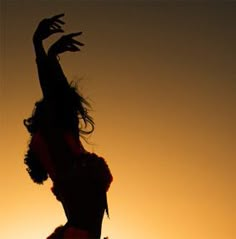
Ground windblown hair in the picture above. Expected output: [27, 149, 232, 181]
[24, 147, 48, 184]
[24, 84, 94, 137]
[24, 84, 95, 184]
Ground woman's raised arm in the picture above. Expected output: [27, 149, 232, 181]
[46, 32, 84, 96]
[33, 14, 84, 99]
[33, 14, 65, 98]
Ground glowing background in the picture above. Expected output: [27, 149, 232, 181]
[0, 1, 235, 239]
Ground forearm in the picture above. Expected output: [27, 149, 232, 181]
[33, 39, 70, 98]
[33, 38, 51, 97]
[47, 51, 70, 90]
[33, 37, 47, 61]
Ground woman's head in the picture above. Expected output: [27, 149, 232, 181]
[24, 84, 94, 137]
[23, 85, 95, 184]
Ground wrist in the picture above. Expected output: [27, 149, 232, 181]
[33, 35, 43, 45]
[48, 49, 57, 58]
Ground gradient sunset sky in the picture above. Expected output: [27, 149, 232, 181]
[0, 1, 235, 239]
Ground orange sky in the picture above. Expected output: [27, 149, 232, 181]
[0, 1, 235, 239]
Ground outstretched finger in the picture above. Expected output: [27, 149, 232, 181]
[66, 32, 83, 38]
[51, 13, 65, 24]
[51, 13, 65, 20]
[71, 39, 84, 46]
[54, 18, 65, 25]
[69, 44, 80, 52]
[50, 24, 60, 31]
[51, 22, 63, 29]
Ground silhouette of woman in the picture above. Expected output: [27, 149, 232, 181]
[24, 14, 112, 239]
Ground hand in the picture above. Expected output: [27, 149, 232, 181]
[48, 32, 84, 56]
[33, 14, 65, 42]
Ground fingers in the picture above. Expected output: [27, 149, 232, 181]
[62, 40, 83, 52]
[51, 22, 62, 29]
[49, 17, 64, 30]
[53, 18, 65, 25]
[71, 39, 84, 46]
[48, 33, 84, 55]
[50, 15, 65, 37]
[51, 13, 65, 19]
[50, 22, 64, 33]
[66, 32, 83, 38]
[67, 44, 80, 52]
[52, 33, 84, 49]
[47, 14, 65, 34]
[48, 20, 64, 35]
[46, 14, 65, 27]
[44, 14, 83, 42]
[63, 32, 84, 45]
[50, 13, 65, 24]
[45, 14, 85, 54]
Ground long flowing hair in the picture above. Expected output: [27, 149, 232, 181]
[24, 84, 94, 184]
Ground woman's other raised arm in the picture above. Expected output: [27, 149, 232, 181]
[46, 32, 84, 96]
